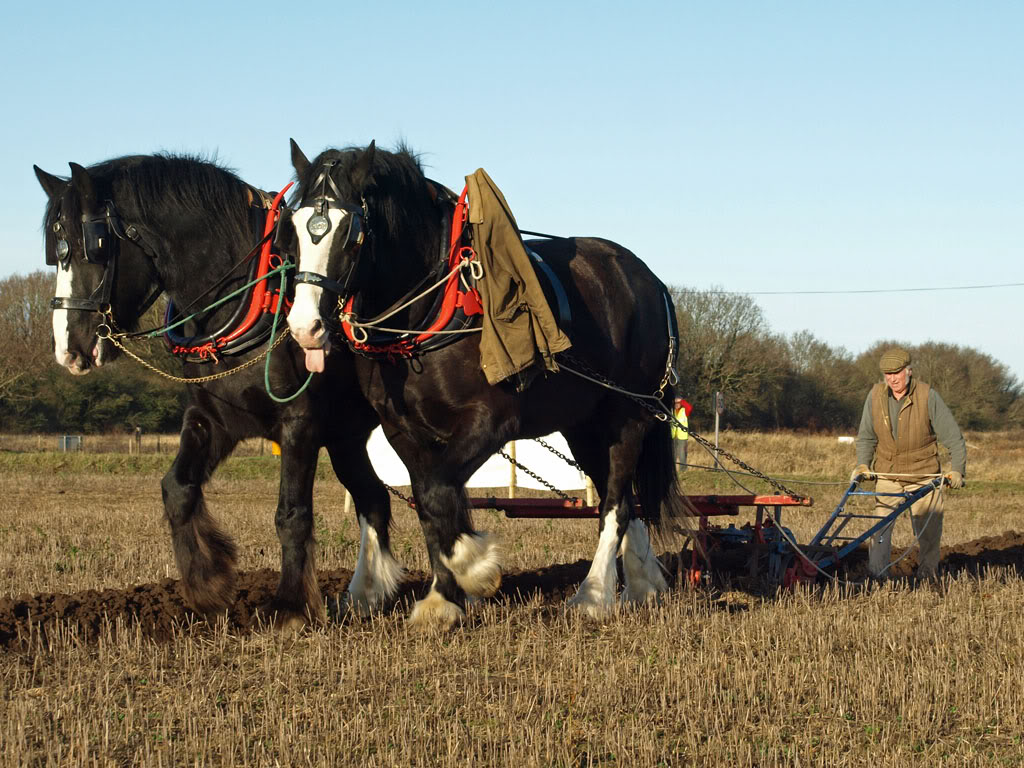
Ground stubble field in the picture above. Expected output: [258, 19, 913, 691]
[1, 431, 1023, 767]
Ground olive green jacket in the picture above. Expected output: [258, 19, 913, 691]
[466, 168, 572, 387]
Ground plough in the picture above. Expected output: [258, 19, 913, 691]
[468, 472, 950, 587]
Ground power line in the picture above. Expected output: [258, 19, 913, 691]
[703, 282, 1024, 296]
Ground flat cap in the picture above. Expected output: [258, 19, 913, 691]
[879, 347, 911, 373]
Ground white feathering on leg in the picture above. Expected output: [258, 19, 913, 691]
[621, 518, 668, 604]
[567, 506, 621, 618]
[440, 532, 502, 598]
[346, 516, 406, 614]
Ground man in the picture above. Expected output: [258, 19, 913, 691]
[671, 397, 693, 468]
[852, 347, 966, 581]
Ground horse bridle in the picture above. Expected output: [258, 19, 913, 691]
[49, 199, 163, 317]
[292, 160, 369, 299]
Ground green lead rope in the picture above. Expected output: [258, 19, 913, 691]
[263, 265, 315, 403]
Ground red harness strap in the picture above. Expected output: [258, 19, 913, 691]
[217, 182, 293, 345]
[342, 184, 483, 355]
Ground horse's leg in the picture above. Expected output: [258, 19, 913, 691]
[161, 406, 238, 614]
[406, 476, 491, 629]
[620, 421, 673, 605]
[402, 426, 503, 628]
[565, 422, 648, 619]
[325, 438, 405, 615]
[567, 421, 669, 609]
[620, 516, 669, 604]
[266, 432, 324, 629]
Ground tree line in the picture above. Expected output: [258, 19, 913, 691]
[0, 271, 1019, 434]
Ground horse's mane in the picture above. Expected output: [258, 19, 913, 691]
[43, 154, 259, 254]
[296, 142, 442, 255]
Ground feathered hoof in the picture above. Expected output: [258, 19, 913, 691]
[621, 583, 665, 606]
[179, 570, 236, 616]
[408, 590, 465, 631]
[566, 583, 617, 621]
[252, 601, 319, 634]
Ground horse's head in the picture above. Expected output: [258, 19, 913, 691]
[35, 161, 161, 375]
[285, 139, 376, 352]
[286, 139, 441, 356]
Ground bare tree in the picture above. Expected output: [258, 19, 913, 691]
[0, 271, 53, 399]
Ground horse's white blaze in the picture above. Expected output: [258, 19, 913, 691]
[52, 265, 75, 369]
[346, 515, 406, 614]
[567, 506, 621, 618]
[441, 532, 502, 598]
[409, 577, 465, 629]
[288, 205, 344, 348]
[621, 518, 668, 604]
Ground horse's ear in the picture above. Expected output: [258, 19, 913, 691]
[34, 165, 66, 199]
[290, 138, 310, 179]
[69, 162, 98, 212]
[352, 140, 377, 188]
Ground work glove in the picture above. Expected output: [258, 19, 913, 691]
[850, 464, 872, 483]
[946, 471, 964, 489]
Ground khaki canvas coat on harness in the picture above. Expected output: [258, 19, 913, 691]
[466, 168, 572, 386]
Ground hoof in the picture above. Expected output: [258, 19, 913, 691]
[253, 602, 314, 633]
[566, 584, 617, 620]
[179, 571, 236, 616]
[409, 589, 465, 630]
[441, 533, 502, 598]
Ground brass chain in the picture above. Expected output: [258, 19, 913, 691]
[102, 326, 290, 385]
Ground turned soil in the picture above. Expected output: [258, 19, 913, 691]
[4, 530, 1022, 649]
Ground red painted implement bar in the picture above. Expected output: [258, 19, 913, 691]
[470, 494, 812, 518]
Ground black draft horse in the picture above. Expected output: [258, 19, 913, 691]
[285, 140, 686, 627]
[34, 155, 404, 628]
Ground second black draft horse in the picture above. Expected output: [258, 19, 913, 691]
[286, 140, 686, 627]
[34, 154, 404, 628]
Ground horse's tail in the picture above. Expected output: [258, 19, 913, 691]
[634, 404, 694, 539]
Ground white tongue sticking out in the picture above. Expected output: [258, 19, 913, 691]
[304, 347, 326, 373]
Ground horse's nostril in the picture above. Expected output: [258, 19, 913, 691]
[310, 319, 323, 335]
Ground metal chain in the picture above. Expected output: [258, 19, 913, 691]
[102, 327, 290, 384]
[533, 438, 583, 472]
[498, 449, 580, 503]
[385, 483, 416, 508]
[557, 352, 807, 501]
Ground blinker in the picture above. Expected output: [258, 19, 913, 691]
[81, 211, 112, 264]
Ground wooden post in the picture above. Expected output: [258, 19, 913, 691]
[508, 441, 517, 499]
[586, 476, 596, 507]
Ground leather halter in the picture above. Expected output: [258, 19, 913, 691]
[49, 200, 162, 316]
[292, 161, 369, 300]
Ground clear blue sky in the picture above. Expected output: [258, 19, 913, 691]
[4, 2, 1022, 379]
